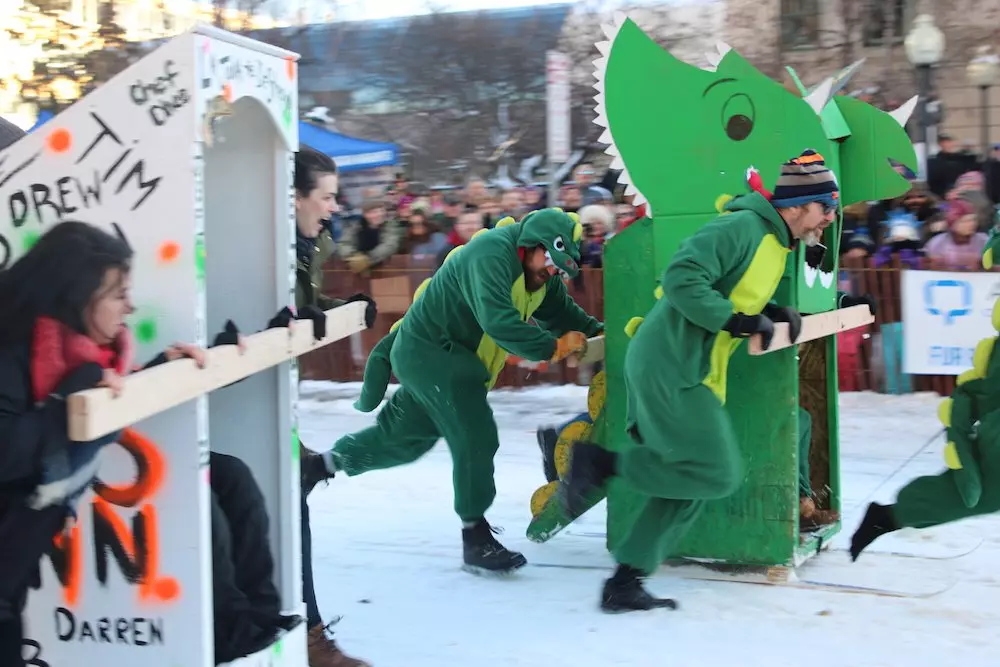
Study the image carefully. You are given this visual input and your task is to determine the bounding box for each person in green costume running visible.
[849,231,1000,561]
[329,208,604,574]
[563,150,840,612]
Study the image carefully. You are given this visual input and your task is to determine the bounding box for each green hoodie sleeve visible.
[456,251,558,362]
[531,277,604,338]
[660,220,744,333]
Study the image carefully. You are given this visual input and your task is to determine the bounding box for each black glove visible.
[268,305,326,342]
[267,306,295,330]
[211,319,241,348]
[52,362,104,399]
[840,293,876,317]
[723,313,776,350]
[345,293,377,329]
[297,305,327,341]
[763,304,802,344]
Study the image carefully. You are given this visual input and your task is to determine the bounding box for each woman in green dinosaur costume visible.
[563,151,841,612]
[329,208,604,574]
[850,229,1000,560]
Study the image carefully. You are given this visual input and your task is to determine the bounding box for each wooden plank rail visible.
[67,302,367,441]
[748,304,874,356]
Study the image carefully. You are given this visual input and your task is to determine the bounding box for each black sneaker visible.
[601,565,677,613]
[536,427,559,483]
[302,450,334,497]
[461,519,527,576]
[562,441,617,518]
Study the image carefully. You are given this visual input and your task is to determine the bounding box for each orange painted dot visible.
[222,83,233,102]
[47,128,72,153]
[158,240,181,263]
[154,577,180,601]
[286,57,296,80]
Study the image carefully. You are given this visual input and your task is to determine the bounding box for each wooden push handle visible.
[67,302,367,442]
[748,304,874,356]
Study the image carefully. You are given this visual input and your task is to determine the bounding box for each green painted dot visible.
[22,231,40,252]
[272,638,283,656]
[136,318,158,344]
[283,103,292,128]
[194,236,206,283]
[291,426,300,462]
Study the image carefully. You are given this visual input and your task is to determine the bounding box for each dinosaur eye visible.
[553,236,565,252]
[721,93,755,142]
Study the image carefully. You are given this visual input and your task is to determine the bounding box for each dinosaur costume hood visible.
[723,192,793,249]
[514,208,584,280]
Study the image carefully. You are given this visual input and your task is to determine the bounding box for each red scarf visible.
[31,316,133,403]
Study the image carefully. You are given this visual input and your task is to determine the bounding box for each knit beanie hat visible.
[770,149,840,209]
[946,199,976,226]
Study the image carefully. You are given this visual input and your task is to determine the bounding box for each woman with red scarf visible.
[0,220,314,665]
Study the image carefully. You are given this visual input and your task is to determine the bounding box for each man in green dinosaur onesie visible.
[850,231,1000,561]
[329,208,604,574]
[563,150,840,612]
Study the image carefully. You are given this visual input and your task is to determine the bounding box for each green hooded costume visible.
[609,191,795,572]
[331,209,603,524]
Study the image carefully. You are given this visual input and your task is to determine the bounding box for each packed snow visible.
[298,383,998,667]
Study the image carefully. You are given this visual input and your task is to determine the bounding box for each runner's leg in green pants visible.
[798,406,812,498]
[609,380,744,573]
[332,344,502,523]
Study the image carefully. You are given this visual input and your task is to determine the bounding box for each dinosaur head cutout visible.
[595,17,834,218]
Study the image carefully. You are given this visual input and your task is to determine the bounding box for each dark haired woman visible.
[292,146,375,667]
[0,221,304,665]
[0,221,219,663]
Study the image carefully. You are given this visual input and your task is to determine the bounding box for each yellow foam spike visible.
[530,481,559,516]
[573,218,583,243]
[957,368,981,386]
[389,318,403,333]
[555,421,591,478]
[973,337,995,376]
[551,207,564,213]
[993,299,1000,332]
[471,228,489,240]
[937,398,952,428]
[654,285,664,300]
[624,316,644,338]
[715,193,734,213]
[494,216,517,228]
[984,247,994,270]
[444,246,463,263]
[412,277,432,303]
[587,370,607,421]
[943,441,963,470]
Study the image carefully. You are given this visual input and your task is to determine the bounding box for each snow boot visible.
[461,519,527,575]
[601,565,677,613]
[307,622,372,667]
[301,450,335,497]
[850,502,898,561]
[562,441,617,518]
[536,426,559,483]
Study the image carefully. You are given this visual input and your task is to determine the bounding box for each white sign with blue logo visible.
[902,270,1000,375]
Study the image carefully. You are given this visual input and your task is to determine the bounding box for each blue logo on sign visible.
[924,279,972,325]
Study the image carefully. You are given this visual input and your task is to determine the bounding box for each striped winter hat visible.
[770,150,839,209]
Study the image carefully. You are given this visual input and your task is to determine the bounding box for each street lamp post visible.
[904,13,946,180]
[967,45,1000,189]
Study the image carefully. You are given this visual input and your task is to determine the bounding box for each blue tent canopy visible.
[298,121,398,173]
[29,110,396,173]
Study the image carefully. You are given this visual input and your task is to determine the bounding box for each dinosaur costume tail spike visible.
[601,22,618,40]
[889,95,919,128]
[596,41,610,57]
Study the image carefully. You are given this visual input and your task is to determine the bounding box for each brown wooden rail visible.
[299,254,976,396]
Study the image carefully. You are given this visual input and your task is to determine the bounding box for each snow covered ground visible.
[298,383,999,667]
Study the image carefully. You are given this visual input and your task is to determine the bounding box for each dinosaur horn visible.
[804,77,835,115]
[888,95,919,127]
